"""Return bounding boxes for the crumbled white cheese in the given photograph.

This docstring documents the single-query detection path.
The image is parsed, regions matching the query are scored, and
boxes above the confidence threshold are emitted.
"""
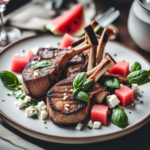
[14,99,26,109]
[38,57,41,61]
[63,93,67,96]
[54,53,57,56]
[31,61,37,65]
[120,84,123,86]
[63,95,68,100]
[34,71,38,77]
[40,110,48,120]
[65,89,67,91]
[70,89,73,91]
[25,106,38,117]
[15,53,19,56]
[131,84,140,94]
[65,107,69,111]
[31,47,39,55]
[106,94,120,109]
[45,43,52,48]
[93,122,101,129]
[131,103,134,106]
[75,123,83,131]
[24,95,32,103]
[64,104,70,107]
[68,46,71,49]
[87,120,93,128]
[17,75,23,84]
[36,101,47,112]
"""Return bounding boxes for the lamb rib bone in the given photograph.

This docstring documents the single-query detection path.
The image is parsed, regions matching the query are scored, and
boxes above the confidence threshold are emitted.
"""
[96,27,113,65]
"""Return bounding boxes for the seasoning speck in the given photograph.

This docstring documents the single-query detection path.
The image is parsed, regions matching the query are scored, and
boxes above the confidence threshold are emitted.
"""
[140,101,143,104]
[141,91,144,93]
[129,112,131,114]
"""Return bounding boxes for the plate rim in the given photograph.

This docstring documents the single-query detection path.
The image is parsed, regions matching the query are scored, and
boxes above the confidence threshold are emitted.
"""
[0,34,150,139]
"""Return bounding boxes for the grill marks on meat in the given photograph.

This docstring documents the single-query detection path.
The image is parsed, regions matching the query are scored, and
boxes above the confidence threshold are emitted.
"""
[22,48,86,98]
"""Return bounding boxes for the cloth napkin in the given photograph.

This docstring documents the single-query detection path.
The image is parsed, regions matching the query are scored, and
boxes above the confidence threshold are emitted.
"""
[8,0,96,32]
[0,122,44,150]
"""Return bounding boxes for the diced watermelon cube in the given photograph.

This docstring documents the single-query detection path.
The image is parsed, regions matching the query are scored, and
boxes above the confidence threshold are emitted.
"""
[28,47,39,60]
[109,61,129,76]
[115,85,134,107]
[59,33,76,48]
[91,104,108,126]
[11,54,29,72]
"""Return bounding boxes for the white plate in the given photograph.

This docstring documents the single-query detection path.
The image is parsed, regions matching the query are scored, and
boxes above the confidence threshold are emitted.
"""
[0,34,150,144]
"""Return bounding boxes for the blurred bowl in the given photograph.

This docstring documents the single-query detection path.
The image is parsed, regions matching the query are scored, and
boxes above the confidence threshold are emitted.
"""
[128,0,150,52]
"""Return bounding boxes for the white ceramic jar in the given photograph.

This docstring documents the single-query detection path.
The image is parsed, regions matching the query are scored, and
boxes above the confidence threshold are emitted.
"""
[128,0,150,52]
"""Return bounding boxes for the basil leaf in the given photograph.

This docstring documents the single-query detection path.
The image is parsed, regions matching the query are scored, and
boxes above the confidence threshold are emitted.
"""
[127,70,149,85]
[75,91,90,102]
[73,88,80,96]
[26,101,38,107]
[73,72,87,89]
[31,114,39,119]
[131,62,141,72]
[16,92,26,100]
[80,79,93,91]
[0,71,19,88]
[111,108,128,129]
[33,60,52,70]
[104,78,120,88]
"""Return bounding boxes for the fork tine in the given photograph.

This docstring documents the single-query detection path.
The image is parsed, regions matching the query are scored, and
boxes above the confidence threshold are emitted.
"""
[96,7,115,24]
[100,10,120,28]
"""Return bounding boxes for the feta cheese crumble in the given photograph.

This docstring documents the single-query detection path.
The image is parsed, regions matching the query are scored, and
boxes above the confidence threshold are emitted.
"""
[17,75,23,84]
[36,101,47,112]
[54,53,57,56]
[64,104,70,107]
[24,95,32,103]
[131,84,140,94]
[40,110,48,120]
[31,47,39,55]
[75,123,83,131]
[63,95,68,100]
[87,120,93,128]
[65,89,67,91]
[70,89,73,92]
[38,57,41,61]
[93,122,101,129]
[65,107,69,111]
[63,93,67,96]
[25,106,38,117]
[14,99,26,109]
[31,61,37,65]
[34,71,38,77]
[45,43,52,48]
[106,94,120,109]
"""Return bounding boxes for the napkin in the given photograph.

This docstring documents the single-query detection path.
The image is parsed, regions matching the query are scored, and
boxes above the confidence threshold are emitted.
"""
[8,0,96,32]
[0,123,44,150]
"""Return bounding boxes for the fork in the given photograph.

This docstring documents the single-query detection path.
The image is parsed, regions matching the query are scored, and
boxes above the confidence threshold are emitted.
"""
[96,7,120,28]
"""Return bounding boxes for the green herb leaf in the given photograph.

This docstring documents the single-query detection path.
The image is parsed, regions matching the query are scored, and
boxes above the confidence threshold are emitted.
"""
[40,69,44,73]
[131,62,141,72]
[107,95,111,99]
[45,127,47,129]
[87,126,92,130]
[104,78,120,88]
[73,88,80,96]
[114,54,117,56]
[127,70,149,85]
[26,101,38,107]
[2,100,5,102]
[31,114,39,119]
[0,71,19,88]
[111,108,128,129]
[44,121,46,124]
[22,50,25,53]
[57,42,60,46]
[80,79,93,91]
[33,60,52,70]
[75,91,90,102]
[140,101,143,104]
[16,92,26,100]
[73,72,87,89]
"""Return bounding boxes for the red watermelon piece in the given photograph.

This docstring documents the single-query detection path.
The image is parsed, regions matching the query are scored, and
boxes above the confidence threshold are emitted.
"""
[109,61,130,76]
[59,33,76,48]
[28,47,39,60]
[91,104,108,126]
[11,54,29,72]
[45,3,85,37]
[115,85,134,107]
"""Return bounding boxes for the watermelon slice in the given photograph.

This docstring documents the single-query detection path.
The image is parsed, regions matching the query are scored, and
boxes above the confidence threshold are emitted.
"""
[91,104,108,126]
[45,3,86,37]
[115,85,134,107]
[11,54,29,72]
[59,33,76,48]
[109,61,130,77]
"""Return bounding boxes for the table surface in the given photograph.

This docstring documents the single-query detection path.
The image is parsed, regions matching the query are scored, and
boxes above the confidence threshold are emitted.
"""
[1,1,150,150]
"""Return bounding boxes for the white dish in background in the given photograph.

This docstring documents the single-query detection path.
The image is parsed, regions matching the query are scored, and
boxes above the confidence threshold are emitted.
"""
[0,34,150,143]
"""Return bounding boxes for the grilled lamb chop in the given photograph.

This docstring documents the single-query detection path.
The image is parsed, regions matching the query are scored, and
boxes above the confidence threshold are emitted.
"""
[46,53,116,126]
[22,24,98,99]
